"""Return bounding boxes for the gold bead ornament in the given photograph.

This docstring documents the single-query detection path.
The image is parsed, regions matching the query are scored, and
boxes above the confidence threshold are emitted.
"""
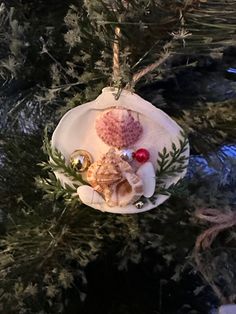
[70,149,93,172]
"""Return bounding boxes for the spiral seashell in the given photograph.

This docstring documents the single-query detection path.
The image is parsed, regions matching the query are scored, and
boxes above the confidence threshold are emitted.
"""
[86,148,143,207]
[95,108,143,148]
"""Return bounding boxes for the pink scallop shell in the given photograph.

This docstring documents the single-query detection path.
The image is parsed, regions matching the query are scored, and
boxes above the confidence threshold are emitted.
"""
[95,108,143,148]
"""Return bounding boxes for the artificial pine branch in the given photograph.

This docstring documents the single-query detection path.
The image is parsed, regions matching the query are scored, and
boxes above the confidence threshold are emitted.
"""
[156,131,189,180]
[41,129,86,185]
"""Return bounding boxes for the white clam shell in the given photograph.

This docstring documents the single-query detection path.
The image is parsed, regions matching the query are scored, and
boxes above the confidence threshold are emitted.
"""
[136,162,156,198]
[52,87,190,214]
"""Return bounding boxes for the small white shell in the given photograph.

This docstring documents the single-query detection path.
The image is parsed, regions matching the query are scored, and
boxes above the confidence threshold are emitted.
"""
[77,185,105,207]
[77,185,170,214]
[52,87,190,214]
[136,162,156,198]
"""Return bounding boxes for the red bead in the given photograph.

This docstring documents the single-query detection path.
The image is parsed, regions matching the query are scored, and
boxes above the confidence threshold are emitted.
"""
[133,148,150,163]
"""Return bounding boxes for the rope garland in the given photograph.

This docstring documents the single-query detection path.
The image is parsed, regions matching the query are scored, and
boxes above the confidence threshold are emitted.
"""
[194,208,236,255]
[194,207,236,303]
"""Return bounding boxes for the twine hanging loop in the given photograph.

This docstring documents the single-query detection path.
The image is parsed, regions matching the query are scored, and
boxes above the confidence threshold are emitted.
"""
[113,26,121,84]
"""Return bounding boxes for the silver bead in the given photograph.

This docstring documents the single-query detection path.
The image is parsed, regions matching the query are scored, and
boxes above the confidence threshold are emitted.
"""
[135,201,144,209]
[118,148,134,162]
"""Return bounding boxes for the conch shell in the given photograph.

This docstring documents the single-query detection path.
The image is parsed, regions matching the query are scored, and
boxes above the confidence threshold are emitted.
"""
[86,149,143,207]
[95,108,143,148]
[77,160,156,212]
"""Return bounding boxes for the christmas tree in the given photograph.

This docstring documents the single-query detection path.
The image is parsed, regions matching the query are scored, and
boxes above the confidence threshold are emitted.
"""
[1,1,236,313]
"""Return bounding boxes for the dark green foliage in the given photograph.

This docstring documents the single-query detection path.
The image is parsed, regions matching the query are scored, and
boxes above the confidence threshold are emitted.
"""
[176,100,236,154]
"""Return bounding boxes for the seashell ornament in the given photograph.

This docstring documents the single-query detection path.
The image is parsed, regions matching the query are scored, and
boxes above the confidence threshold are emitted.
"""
[51,87,190,214]
[96,108,143,148]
